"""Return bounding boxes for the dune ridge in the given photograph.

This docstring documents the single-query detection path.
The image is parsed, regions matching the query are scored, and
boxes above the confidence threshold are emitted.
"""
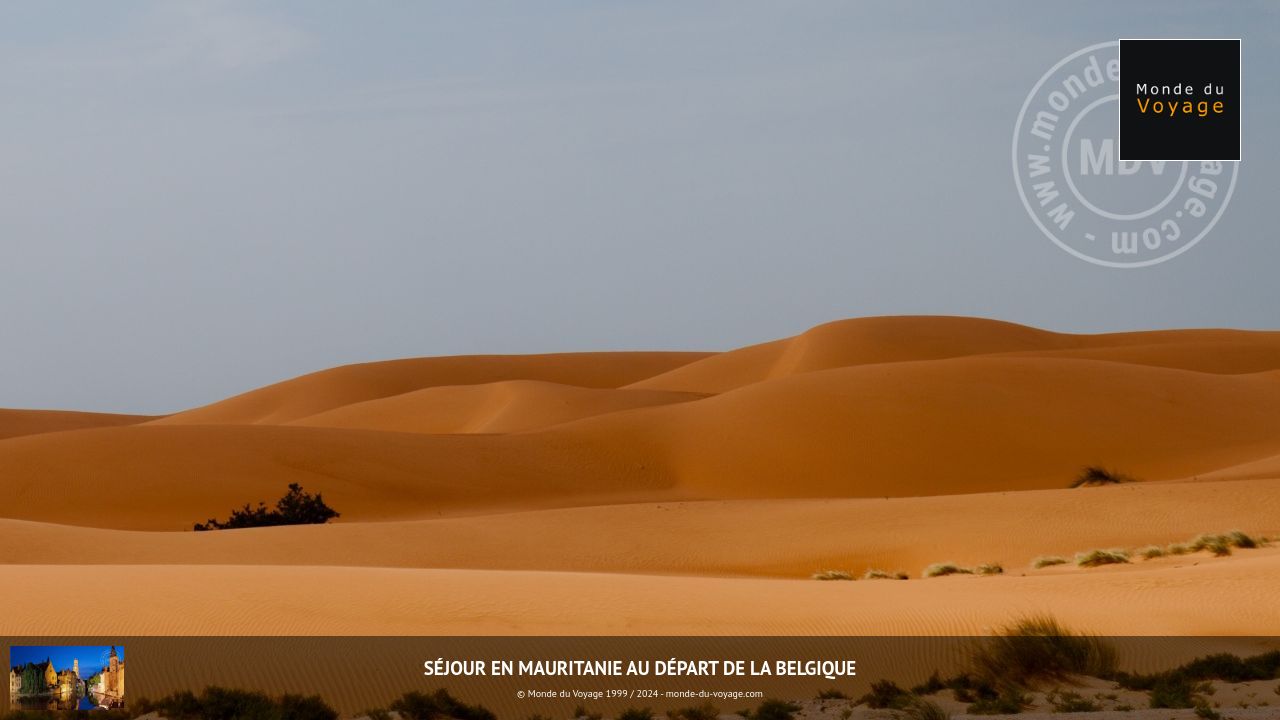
[0,408,153,441]
[3,316,1280,637]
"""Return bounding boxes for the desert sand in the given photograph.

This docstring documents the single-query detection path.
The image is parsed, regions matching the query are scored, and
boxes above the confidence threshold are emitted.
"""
[2,316,1280,637]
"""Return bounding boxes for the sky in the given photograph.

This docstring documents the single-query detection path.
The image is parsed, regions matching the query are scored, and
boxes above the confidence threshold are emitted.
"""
[1,1,1277,414]
[10,645,123,675]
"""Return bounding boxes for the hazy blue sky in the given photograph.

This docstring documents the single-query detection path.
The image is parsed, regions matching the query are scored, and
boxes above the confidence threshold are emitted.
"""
[2,1,1277,414]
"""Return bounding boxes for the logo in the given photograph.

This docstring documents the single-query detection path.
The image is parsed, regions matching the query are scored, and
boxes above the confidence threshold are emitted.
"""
[1012,41,1237,268]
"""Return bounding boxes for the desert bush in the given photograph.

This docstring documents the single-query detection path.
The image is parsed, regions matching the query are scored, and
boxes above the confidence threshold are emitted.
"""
[750,699,800,720]
[1031,555,1068,569]
[1226,529,1260,548]
[862,568,909,580]
[965,688,1028,715]
[194,483,340,531]
[857,679,912,709]
[1071,466,1134,488]
[616,709,653,720]
[811,569,854,580]
[910,671,947,696]
[1167,542,1193,555]
[129,686,337,720]
[923,562,973,578]
[815,689,847,699]
[1075,548,1130,567]
[975,562,1003,576]
[1190,534,1233,556]
[1148,675,1198,709]
[392,690,496,720]
[970,615,1117,687]
[1139,544,1166,560]
[573,705,603,720]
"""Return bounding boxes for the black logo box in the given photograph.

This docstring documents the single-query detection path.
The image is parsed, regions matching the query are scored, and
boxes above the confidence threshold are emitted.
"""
[1119,38,1241,161]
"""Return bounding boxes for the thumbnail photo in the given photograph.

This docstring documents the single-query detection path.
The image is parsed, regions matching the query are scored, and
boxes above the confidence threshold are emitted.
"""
[8,646,125,712]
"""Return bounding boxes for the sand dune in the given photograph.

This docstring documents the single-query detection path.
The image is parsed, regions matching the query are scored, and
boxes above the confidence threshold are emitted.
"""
[4,316,1280,639]
[151,351,710,425]
[3,552,1278,636]
[0,423,673,530]
[0,408,152,440]
[290,380,705,434]
[5,478,1277,578]
[636,358,1280,498]
[629,316,1280,393]
[5,356,1280,530]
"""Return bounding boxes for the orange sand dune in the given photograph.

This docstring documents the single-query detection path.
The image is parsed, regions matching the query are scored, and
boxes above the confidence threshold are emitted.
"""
[0,423,672,530]
[629,316,1280,393]
[0,408,153,441]
[289,380,705,434]
[3,552,1279,635]
[6,316,1280,639]
[992,339,1280,375]
[621,357,1280,499]
[5,478,1277,578]
[152,351,710,425]
[5,356,1280,530]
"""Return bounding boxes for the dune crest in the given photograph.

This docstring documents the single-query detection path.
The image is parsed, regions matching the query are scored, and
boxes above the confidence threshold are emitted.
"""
[289,380,706,434]
[151,351,710,426]
[0,408,153,441]
[5,316,1280,637]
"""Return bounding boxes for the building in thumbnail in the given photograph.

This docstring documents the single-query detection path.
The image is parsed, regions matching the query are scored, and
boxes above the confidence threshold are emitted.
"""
[9,658,58,697]
[94,647,125,703]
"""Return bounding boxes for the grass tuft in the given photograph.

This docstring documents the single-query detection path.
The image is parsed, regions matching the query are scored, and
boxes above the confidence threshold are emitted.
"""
[1075,548,1130,568]
[862,568,909,580]
[811,569,854,581]
[970,615,1118,687]
[975,562,1004,576]
[923,562,973,578]
[1139,544,1166,560]
[1031,555,1068,569]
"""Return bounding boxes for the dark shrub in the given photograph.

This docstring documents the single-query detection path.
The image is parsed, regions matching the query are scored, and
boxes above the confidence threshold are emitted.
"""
[617,707,654,720]
[195,483,340,531]
[857,679,912,709]
[966,688,1028,715]
[910,671,946,696]
[751,699,801,720]
[970,615,1117,686]
[1071,465,1134,487]
[392,689,496,720]
[279,693,339,720]
[1149,675,1197,709]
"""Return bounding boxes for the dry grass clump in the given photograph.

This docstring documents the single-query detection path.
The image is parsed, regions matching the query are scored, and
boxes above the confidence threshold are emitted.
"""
[970,615,1118,687]
[923,562,973,578]
[1226,530,1262,548]
[1075,548,1130,568]
[1139,545,1166,560]
[1031,555,1069,569]
[862,568,909,580]
[811,569,854,581]
[1166,542,1193,556]
[975,562,1004,576]
[1193,534,1233,557]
